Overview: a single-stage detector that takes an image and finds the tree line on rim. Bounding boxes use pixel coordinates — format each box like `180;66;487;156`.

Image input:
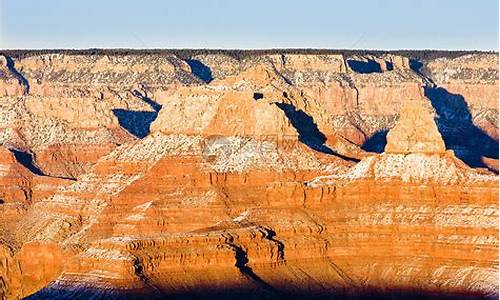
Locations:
0;48;492;61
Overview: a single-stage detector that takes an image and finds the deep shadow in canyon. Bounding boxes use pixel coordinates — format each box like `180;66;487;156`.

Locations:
358;58;499;167
275;102;358;162
113;93;162;139
275;102;337;155
186;59;213;83
347;59;383;74
11;149;45;176
4;55;30;94
10;149;76;180
424;86;499;168
113;110;158;139
361;130;388;153
25;285;497;300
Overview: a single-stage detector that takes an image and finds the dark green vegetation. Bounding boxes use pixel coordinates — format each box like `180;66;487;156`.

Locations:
0;48;495;61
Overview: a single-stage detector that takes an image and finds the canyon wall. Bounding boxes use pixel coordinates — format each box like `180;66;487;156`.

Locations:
0;50;497;299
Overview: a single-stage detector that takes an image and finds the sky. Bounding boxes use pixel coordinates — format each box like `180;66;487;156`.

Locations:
0;0;498;50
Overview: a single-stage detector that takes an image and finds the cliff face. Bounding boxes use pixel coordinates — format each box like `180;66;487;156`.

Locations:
422;54;499;168
0;51;497;299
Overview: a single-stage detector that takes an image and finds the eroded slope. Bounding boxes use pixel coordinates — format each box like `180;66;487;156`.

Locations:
0;50;497;300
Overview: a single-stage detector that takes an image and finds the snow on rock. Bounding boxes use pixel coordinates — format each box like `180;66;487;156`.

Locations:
307;152;497;187
233;210;250;222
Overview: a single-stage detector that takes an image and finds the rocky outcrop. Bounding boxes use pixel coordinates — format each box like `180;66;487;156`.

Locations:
150;62;364;160
0;146;72;204
0;54;203;179
385;98;446;154
308;97;496;186
423;54;498;109
0;146;34;204
0;51;497;299
422;54;499;166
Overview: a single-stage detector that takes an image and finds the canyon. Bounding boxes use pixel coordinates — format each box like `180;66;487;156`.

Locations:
0;50;497;299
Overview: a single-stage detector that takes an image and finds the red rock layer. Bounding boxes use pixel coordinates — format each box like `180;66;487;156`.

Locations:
9;129;497;299
19;159;498;299
0;51;496;299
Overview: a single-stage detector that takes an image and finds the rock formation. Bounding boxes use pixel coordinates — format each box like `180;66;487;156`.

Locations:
0;50;497;299
422;53;499;167
385;98;446;154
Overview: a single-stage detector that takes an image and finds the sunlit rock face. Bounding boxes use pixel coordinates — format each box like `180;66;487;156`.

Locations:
385;98;446;154
0;50;497;300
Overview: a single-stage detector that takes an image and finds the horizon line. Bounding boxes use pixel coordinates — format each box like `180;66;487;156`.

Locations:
1;47;498;52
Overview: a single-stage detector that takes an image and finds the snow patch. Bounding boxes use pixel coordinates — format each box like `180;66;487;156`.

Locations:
80;247;131;260
233;210;250;222
306;153;497;186
133;201;152;211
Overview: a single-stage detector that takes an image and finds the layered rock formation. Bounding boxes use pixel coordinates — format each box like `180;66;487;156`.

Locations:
422;54;499;167
385;98;446;154
0;53;201;179
0;50;497;299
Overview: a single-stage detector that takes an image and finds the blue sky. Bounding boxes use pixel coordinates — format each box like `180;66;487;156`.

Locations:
0;0;498;50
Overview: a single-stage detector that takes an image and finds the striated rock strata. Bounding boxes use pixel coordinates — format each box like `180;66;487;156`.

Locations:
0;50;497;299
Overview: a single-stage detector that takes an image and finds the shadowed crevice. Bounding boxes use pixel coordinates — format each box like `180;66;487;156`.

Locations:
112;110;158;139
409;59;424;75
186;59;213;83
131;90;162;112
132;257;162;297
275;102;331;154
253;92;264;101
361;130;388;153
222;235;281;296
259;226;285;262
4;55;30;94
261;227;285;261
113;92;162;139
275;102;358;162
410;58;436;86
10;149;76;180
424;86;498;168
11;149;45;176
406;58;498;169
347;59;382;74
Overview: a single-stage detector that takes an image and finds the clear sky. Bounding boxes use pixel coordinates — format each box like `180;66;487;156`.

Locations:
0;0;498;50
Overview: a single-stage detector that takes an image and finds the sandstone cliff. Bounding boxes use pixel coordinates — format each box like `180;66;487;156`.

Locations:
0;50;497;299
